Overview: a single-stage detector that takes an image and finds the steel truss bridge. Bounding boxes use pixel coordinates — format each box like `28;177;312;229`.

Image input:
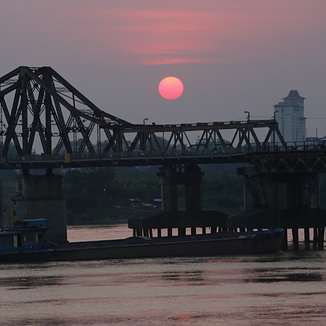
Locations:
0;66;325;172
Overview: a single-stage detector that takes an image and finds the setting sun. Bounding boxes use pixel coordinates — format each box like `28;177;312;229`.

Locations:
158;76;184;100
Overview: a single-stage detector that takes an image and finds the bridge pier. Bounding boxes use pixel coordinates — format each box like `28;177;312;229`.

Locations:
12;173;67;243
129;164;228;237
158;164;203;214
159;170;178;211
231;167;326;249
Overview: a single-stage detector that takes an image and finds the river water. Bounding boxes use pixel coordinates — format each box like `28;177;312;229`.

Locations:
0;224;326;326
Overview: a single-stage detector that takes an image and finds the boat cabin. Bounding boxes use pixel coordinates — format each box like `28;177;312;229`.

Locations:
0;219;48;252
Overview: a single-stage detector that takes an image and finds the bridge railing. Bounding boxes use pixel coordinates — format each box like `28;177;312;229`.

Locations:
5;146;243;162
3;140;325;166
247;140;325;153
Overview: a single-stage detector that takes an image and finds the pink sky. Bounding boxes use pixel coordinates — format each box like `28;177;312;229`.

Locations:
60;1;325;65
1;0;326;136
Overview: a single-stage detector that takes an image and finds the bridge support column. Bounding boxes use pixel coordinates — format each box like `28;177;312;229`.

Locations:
304;228;310;249
0;179;16;229
292;228;299;250
160;172;178;211
158;165;203;214
239;167;318;211
185;172;202;212
235;167;326;250
313;227;325;250
13;173;67;243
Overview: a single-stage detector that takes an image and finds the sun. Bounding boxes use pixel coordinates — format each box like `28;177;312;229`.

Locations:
158;76;184;100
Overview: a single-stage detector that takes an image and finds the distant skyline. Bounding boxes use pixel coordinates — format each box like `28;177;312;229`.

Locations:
1;0;326;137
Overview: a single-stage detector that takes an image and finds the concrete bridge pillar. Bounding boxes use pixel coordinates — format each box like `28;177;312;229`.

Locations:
184;172;202;212
266;173;318;210
158;165;203;213
160;172;178;211
0;178;16;229
13;173;67;243
239;167;318;210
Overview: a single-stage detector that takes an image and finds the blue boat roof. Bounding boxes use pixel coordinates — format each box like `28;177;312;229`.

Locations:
21;219;47;227
14;219;48;228
0;231;23;236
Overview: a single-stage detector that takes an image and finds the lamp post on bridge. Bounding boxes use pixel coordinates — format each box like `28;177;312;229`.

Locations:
141;118;149;153
244;111;250;122
244;111;250;150
273;111;279;150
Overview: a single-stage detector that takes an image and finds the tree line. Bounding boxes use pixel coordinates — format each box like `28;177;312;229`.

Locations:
63;165;244;224
63;164;326;225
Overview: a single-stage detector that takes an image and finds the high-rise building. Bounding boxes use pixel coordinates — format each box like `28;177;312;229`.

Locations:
274;90;306;142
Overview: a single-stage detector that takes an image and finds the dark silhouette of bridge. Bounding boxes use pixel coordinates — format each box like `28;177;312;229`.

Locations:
1;66;326;249
0;66;289;169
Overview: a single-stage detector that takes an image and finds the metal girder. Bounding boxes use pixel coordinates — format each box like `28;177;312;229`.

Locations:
48;67;131;126
0;66;132;158
249;150;326;173
26;81;47;153
0;67;20;84
1;86;23;155
0;66;291;170
118;120;287;156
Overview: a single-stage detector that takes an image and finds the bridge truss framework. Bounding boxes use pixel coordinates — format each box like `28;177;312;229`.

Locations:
0;66;289;169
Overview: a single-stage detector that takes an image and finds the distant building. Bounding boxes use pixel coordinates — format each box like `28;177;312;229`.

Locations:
274;90;306;142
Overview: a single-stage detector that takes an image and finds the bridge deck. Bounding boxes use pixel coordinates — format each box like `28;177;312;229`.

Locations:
2;144;326;172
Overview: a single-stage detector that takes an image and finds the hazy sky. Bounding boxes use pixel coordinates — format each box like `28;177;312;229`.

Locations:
1;0;326;137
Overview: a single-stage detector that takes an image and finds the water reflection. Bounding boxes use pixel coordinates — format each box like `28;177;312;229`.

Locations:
162;270;204;284
38;318;70;326
245;271;323;283
169;313;209;323
11;317;71;326
0;276;65;289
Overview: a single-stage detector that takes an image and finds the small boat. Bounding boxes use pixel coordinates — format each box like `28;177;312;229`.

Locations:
0;219;284;263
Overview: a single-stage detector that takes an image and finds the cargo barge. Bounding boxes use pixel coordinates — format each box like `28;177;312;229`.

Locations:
0;219;284;263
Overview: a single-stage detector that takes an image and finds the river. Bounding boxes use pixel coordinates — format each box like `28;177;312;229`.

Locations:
0;224;326;325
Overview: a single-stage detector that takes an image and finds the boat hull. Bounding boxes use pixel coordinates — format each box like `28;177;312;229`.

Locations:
0;229;284;263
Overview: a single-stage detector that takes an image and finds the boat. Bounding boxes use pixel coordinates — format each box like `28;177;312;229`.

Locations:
0;219;284;263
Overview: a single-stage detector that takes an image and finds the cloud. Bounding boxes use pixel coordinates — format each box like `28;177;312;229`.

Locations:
1;1;325;67
68;1;326;65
